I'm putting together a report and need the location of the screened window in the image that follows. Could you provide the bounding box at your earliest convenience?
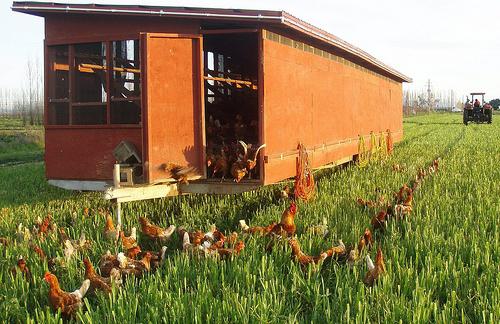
[47,40,141,126]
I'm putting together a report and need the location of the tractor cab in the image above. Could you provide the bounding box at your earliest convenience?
[463,92,492,125]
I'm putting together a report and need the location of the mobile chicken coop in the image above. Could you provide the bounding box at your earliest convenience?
[13,2,411,202]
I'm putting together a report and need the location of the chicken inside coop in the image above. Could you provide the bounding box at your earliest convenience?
[203,33,263,182]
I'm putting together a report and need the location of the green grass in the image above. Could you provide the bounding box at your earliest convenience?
[0,118,44,165]
[0,113,499,323]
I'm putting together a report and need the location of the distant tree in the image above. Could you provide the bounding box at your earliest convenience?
[489,98,500,109]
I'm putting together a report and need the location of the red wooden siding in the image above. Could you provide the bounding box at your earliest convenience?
[45,127,142,180]
[262,30,403,184]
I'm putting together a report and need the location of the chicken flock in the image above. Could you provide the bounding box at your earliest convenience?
[2,157,441,318]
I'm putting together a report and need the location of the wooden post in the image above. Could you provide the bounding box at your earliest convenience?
[113,163,121,188]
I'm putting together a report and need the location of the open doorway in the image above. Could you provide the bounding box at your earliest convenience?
[203,32,263,182]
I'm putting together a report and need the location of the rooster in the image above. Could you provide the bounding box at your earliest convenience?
[289,238,328,269]
[230,160,247,183]
[11,256,32,282]
[363,247,386,287]
[139,216,176,241]
[83,257,121,294]
[162,162,200,184]
[120,227,137,250]
[44,272,90,318]
[269,202,298,237]
[239,202,297,238]
[238,141,266,179]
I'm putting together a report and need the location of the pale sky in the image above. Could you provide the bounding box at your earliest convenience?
[2,0,499,100]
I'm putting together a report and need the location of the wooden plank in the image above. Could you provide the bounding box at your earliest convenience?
[103,183,179,202]
[48,179,110,191]
[179,182,260,195]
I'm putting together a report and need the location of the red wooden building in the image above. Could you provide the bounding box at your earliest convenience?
[13,2,411,197]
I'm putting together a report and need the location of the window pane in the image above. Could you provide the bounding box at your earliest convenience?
[48,102,69,125]
[110,100,141,124]
[111,39,141,125]
[111,40,140,99]
[74,42,107,103]
[48,45,69,99]
[72,105,106,125]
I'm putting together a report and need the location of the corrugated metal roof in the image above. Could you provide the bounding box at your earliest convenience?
[11,1,412,82]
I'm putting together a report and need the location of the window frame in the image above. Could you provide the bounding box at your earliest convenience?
[45,39,142,128]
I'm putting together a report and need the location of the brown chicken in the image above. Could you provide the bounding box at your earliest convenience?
[363,228,373,250]
[323,240,347,259]
[44,272,90,318]
[117,252,153,276]
[36,214,54,236]
[104,213,118,240]
[120,227,137,250]
[126,245,142,259]
[146,246,168,270]
[357,197,376,208]
[212,147,229,180]
[99,250,120,277]
[363,247,386,287]
[269,202,298,237]
[239,220,277,235]
[213,241,245,258]
[162,162,200,184]
[178,228,206,246]
[83,257,121,294]
[11,256,32,282]
[394,184,410,204]
[139,216,176,241]
[371,210,388,230]
[289,238,327,268]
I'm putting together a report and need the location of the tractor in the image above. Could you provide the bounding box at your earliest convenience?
[463,92,492,125]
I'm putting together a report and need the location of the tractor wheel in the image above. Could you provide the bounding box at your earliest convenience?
[463,113,468,125]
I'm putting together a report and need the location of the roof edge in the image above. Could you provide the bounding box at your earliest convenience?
[11,1,411,82]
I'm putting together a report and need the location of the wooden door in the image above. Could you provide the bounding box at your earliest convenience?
[141,33,204,183]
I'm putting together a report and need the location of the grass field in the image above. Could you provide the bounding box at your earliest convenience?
[0,113,499,323]
[0,118,44,166]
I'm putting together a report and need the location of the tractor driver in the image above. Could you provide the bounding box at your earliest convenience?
[474,98,481,108]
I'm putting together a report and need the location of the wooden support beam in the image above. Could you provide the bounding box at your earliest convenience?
[104,183,180,203]
[53,62,140,74]
[203,76,258,89]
